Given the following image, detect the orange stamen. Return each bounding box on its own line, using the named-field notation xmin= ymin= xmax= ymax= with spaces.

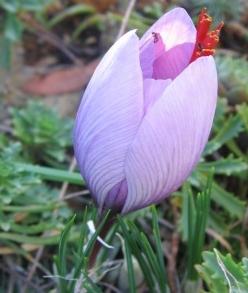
xmin=196 ymin=8 xmax=212 ymax=43
xmin=190 ymin=8 xmax=224 ymax=62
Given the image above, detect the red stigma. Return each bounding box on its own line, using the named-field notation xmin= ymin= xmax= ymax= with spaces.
xmin=190 ymin=8 xmax=224 ymax=62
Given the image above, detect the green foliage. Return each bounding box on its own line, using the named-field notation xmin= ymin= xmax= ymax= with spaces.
xmin=16 ymin=162 xmax=84 ymax=185
xmin=184 ymin=0 xmax=242 ymax=21
xmin=178 ymin=94 xmax=248 ymax=285
xmin=0 ymin=2 xmax=247 ymax=291
xmin=237 ymin=103 xmax=248 ymax=132
xmin=216 ymin=55 xmax=248 ymax=103
xmin=0 ymin=0 xmax=52 ymax=68
xmin=54 ymin=209 xmax=111 ymax=293
xmin=185 ymin=97 xmax=248 ymax=219
xmin=181 ymin=175 xmax=212 ymax=280
xmin=0 ymin=141 xmax=40 ymax=205
xmin=198 ymin=156 xmax=247 ymax=175
xmin=118 ymin=207 xmax=168 ymax=292
xmin=46 ymin=2 xmax=103 ymax=42
xmin=107 ymin=1 xmax=166 ymax=37
xmin=48 ymin=3 xmax=95 ymax=28
xmin=72 ymin=14 xmax=104 ymax=40
xmin=0 ymin=35 xmax=11 ymax=68
xmin=0 ymin=135 xmax=72 ymax=248
xmin=0 ymin=0 xmax=52 ymax=12
xmin=143 ymin=2 xmax=164 ymax=19
xmin=10 ymin=101 xmax=73 ymax=166
xmin=196 ymin=249 xmax=248 ymax=292
xmin=189 ymin=172 xmax=245 ymax=218
xmin=123 ymin=234 xmax=136 ymax=293
xmin=204 ymin=113 xmax=244 ymax=156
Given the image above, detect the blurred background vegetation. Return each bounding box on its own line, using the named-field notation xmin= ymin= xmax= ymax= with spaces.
xmin=0 ymin=0 xmax=248 ymax=292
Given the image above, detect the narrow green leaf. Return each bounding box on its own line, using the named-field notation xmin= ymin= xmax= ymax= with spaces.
xmin=19 ymin=0 xmax=51 ymax=11
xmin=118 ymin=218 xmax=155 ymax=291
xmin=187 ymin=173 xmax=212 ymax=280
xmin=16 ymin=163 xmax=84 ymax=185
xmin=237 ymin=104 xmax=248 ymax=132
xmin=140 ymin=233 xmax=162 ymax=285
xmin=124 ymin=237 xmax=136 ymax=293
xmin=180 ymin=184 xmax=196 ymax=242
xmin=198 ymin=157 xmax=248 ymax=175
xmin=4 ymin=13 xmax=23 ymax=41
xmin=69 ymin=208 xmax=89 ymax=292
xmin=151 ymin=206 xmax=167 ymax=290
xmin=0 ymin=202 xmax=64 ymax=213
xmin=208 ymin=211 xmax=229 ymax=236
xmin=0 ymin=232 xmax=61 ymax=245
xmin=10 ymin=222 xmax=57 ymax=234
xmin=0 ymin=36 xmax=11 ymax=69
xmin=72 ymin=15 xmax=104 ymax=39
xmin=204 ymin=115 xmax=243 ymax=155
xmin=189 ymin=172 xmax=245 ymax=218
xmin=1 ymin=0 xmax=19 ymax=12
xmin=57 ymin=215 xmax=76 ymax=292
xmin=48 ymin=4 xmax=95 ymax=27
xmin=109 ymin=12 xmax=149 ymax=35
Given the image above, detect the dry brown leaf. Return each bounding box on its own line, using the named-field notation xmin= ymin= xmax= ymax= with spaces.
xmin=21 ymin=59 xmax=99 ymax=96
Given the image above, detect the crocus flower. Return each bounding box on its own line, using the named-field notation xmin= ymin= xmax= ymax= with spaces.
xmin=73 ymin=7 xmax=223 ymax=214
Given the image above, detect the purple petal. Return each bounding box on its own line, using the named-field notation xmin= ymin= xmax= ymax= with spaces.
xmin=143 ymin=78 xmax=171 ymax=113
xmin=140 ymin=7 xmax=196 ymax=80
xmin=141 ymin=7 xmax=196 ymax=50
xmin=73 ymin=31 xmax=144 ymax=211
xmin=140 ymin=32 xmax=165 ymax=79
xmin=122 ymin=56 xmax=217 ymax=213
xmin=104 ymin=180 xmax=128 ymax=211
xmin=152 ymin=42 xmax=195 ymax=80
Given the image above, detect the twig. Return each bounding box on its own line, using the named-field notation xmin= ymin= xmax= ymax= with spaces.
xmin=3 ymin=258 xmax=42 ymax=292
xmin=147 ymin=214 xmax=174 ymax=230
xmin=58 ymin=157 xmax=77 ymax=202
xmin=22 ymin=247 xmax=45 ymax=293
xmin=206 ymin=228 xmax=232 ymax=252
xmin=24 ymin=250 xmax=52 ymax=277
xmin=99 ymin=281 xmax=122 ymax=293
xmin=116 ymin=0 xmax=137 ymax=40
xmin=62 ymin=190 xmax=90 ymax=201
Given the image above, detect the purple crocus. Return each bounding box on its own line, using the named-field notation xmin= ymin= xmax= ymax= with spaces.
xmin=73 ymin=7 xmax=223 ymax=214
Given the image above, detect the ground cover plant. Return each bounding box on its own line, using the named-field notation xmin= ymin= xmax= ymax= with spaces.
xmin=0 ymin=0 xmax=247 ymax=292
